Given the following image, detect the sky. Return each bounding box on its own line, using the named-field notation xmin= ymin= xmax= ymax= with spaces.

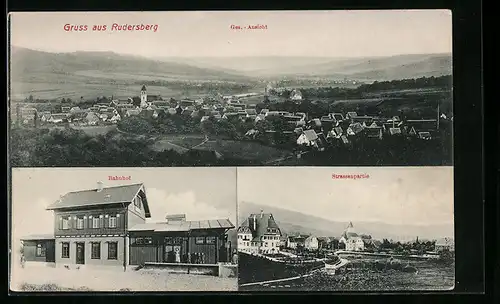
xmin=237 ymin=166 xmax=454 ymax=226
xmin=9 ymin=10 xmax=452 ymax=58
xmin=10 ymin=168 xmax=237 ymax=241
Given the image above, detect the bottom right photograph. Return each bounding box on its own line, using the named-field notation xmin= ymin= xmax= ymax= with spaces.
xmin=236 ymin=167 xmax=454 ymax=292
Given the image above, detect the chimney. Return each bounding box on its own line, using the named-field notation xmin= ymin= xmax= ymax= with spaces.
xmin=260 ymin=210 xmax=264 ymax=218
xmin=97 ymin=181 xmax=103 ymax=192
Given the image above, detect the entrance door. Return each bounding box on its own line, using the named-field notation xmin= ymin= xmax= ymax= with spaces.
xmin=76 ymin=243 xmax=85 ymax=264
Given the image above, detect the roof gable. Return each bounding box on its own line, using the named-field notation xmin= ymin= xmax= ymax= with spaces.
xmin=46 ymin=183 xmax=151 ymax=217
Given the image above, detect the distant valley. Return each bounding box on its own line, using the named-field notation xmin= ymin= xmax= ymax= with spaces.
xmin=9 ymin=47 xmax=452 ymax=100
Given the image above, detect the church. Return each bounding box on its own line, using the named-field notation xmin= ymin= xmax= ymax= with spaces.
xmin=140 ymin=85 xmax=163 ymax=108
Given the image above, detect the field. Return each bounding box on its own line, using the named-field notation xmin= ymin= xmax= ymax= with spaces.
xmin=192 ymin=139 xmax=290 ymax=161
xmin=71 ymin=125 xmax=118 ymax=136
xmin=11 ymin=265 xmax=238 ymax=292
xmin=10 ymin=80 xmax=191 ymax=100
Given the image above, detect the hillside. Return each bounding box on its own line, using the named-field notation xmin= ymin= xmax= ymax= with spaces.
xmin=238 ymin=201 xmax=453 ymax=241
xmin=9 ymin=47 xmax=255 ymax=100
xmin=170 ymin=54 xmax=452 ymax=81
xmin=10 ymin=47 xmax=253 ymax=81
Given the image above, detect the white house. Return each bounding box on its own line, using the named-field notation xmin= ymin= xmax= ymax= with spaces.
xmin=345 ymin=237 xmax=365 ymax=251
xmin=297 ymin=129 xmax=319 ymax=146
xmin=435 ymin=237 xmax=454 ymax=252
xmin=237 ymin=210 xmax=282 ymax=255
xmin=304 ymin=236 xmax=319 ymax=250
xmin=48 ymin=113 xmax=68 ymax=124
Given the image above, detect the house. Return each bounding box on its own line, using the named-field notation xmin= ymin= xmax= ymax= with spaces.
xmin=99 ymin=113 xmax=109 ymax=121
xmin=85 ymin=112 xmax=100 ymax=125
xmin=128 ymin=214 xmax=234 ymax=265
xmin=19 ymin=107 xmax=38 ymax=125
xmin=346 ymin=123 xmax=364 ymax=136
xmin=290 ymin=89 xmax=303 ymax=101
xmin=435 ymin=237 xmax=454 ymax=252
xmin=69 ymin=110 xmax=88 ymax=123
xmin=365 ymin=126 xmax=383 ymax=140
xmin=417 ymin=131 xmax=432 ymax=140
xmin=245 ymin=109 xmax=257 ymax=116
xmin=111 ymin=98 xmax=133 ymax=107
xmin=70 ymin=107 xmax=81 ymax=113
xmin=245 ymin=129 xmax=259 ymax=139
xmin=26 ymin=182 xmax=234 ymax=270
xmin=345 ymin=237 xmax=365 ymax=251
xmin=406 ymin=119 xmax=438 ymax=137
xmin=304 ymin=235 xmax=319 ymax=250
xmin=331 ymin=113 xmax=345 ymax=122
xmin=109 ymin=113 xmax=121 ymax=123
xmin=237 ymin=210 xmax=282 ymax=255
xmin=43 ymin=182 xmax=152 ymax=269
xmin=48 ymin=113 xmax=68 ymax=124
xmin=308 ymin=118 xmax=322 ymax=130
xmin=61 ymin=107 xmax=71 ymax=113
xmin=125 ymin=109 xmax=142 ymax=117
xmin=327 ymin=126 xmax=344 ymax=139
xmin=20 ymin=234 xmax=56 ymax=266
xmin=39 ymin=112 xmax=52 ymax=122
xmin=140 ymin=109 xmax=159 ymax=119
xmin=286 ymin=235 xmax=306 ymax=249
xmin=389 ymin=127 xmax=402 ymax=135
xmin=339 ymin=222 xmax=365 ymax=251
xmin=297 ymin=129 xmax=319 ymax=147
xmin=346 ymin=112 xmax=358 ymax=119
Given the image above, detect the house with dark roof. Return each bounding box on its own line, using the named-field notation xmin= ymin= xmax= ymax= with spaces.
xmin=23 ymin=182 xmax=234 ymax=270
xmin=237 ymin=210 xmax=282 ymax=254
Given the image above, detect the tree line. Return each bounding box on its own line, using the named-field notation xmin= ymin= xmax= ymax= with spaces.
xmin=9 ymin=127 xmax=258 ymax=167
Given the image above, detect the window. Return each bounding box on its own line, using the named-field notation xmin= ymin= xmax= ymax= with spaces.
xmin=164 ymin=237 xmax=173 ymax=244
xmin=61 ymin=242 xmax=70 ymax=258
xmin=91 ymin=242 xmax=101 ymax=259
xmin=62 ymin=217 xmax=69 ymax=230
xmin=108 ymin=216 xmax=117 ymax=228
xmin=92 ymin=217 xmax=100 ymax=228
xmin=135 ymin=237 xmax=152 ymax=245
xmin=206 ymin=236 xmax=216 ymax=244
xmin=108 ymin=242 xmax=118 ymax=260
xmin=77 ymin=217 xmax=84 ymax=229
xmin=195 ymin=237 xmax=205 ymax=244
xmin=134 ymin=196 xmax=142 ymax=211
xmin=36 ymin=243 xmax=46 ymax=257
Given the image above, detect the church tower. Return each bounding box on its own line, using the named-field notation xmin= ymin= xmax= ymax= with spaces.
xmin=140 ymin=85 xmax=148 ymax=108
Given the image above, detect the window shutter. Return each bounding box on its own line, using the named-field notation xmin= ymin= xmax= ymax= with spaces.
xmin=58 ymin=217 xmax=63 ymax=230
xmin=117 ymin=214 xmax=121 ymax=228
xmin=104 ymin=215 xmax=108 ymax=228
xmin=68 ymin=217 xmax=72 ymax=229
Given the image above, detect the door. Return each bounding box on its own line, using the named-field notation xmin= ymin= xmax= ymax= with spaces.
xmin=76 ymin=243 xmax=85 ymax=264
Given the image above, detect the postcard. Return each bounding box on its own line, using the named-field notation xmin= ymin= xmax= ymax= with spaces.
xmin=236 ymin=167 xmax=455 ymax=291
xmin=9 ymin=168 xmax=238 ymax=292
xmin=8 ymin=10 xmax=453 ymax=167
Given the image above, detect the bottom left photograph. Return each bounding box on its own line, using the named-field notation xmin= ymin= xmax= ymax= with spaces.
xmin=9 ymin=167 xmax=238 ymax=292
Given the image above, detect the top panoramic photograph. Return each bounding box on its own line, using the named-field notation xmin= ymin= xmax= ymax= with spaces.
xmin=8 ymin=10 xmax=453 ymax=167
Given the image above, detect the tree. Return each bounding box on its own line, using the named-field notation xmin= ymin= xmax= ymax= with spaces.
xmin=28 ymin=94 xmax=34 ymax=102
